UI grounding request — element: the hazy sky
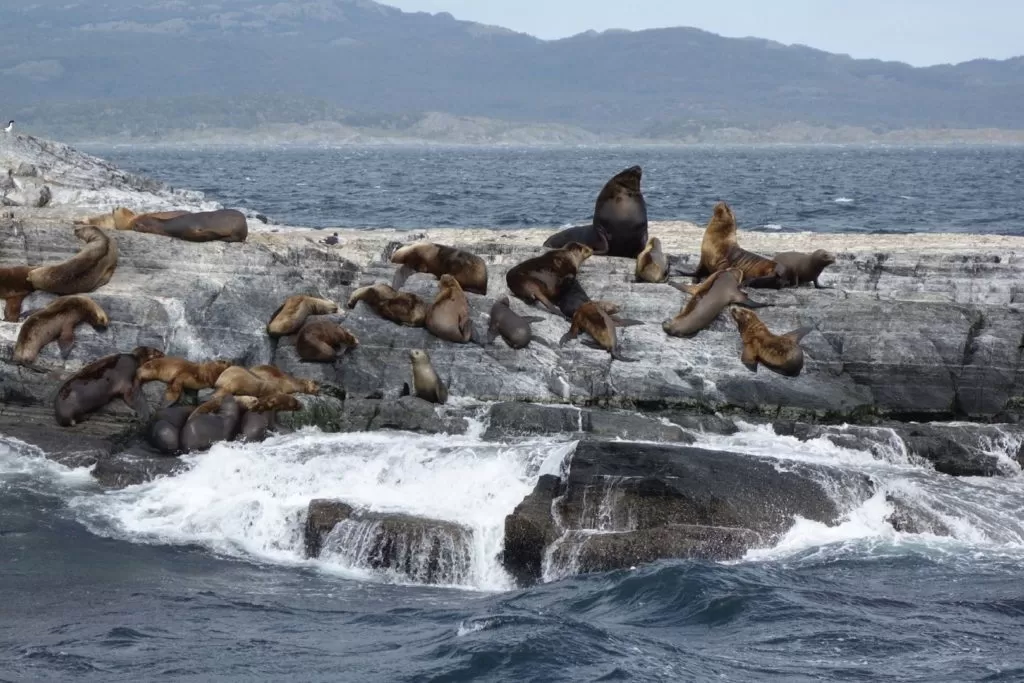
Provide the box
[386,0,1024,67]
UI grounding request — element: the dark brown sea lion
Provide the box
[0,265,34,322]
[53,346,165,427]
[693,202,788,288]
[425,274,477,344]
[506,242,594,317]
[391,242,488,295]
[662,268,769,338]
[136,357,233,405]
[730,307,813,377]
[148,405,194,455]
[635,236,668,283]
[554,278,592,319]
[559,301,641,362]
[544,166,648,258]
[14,295,109,364]
[180,395,244,453]
[27,225,118,295]
[347,283,427,327]
[295,321,359,362]
[401,349,448,404]
[131,209,248,243]
[235,394,302,443]
[266,295,339,337]
[248,364,319,395]
[486,296,547,349]
[774,250,837,289]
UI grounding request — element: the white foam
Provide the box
[761,223,783,231]
[834,197,855,204]
[0,437,94,488]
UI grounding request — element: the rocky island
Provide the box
[1,133,1022,587]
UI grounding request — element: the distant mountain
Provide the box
[2,0,1023,140]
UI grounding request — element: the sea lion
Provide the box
[0,265,34,322]
[204,366,308,403]
[662,268,769,338]
[391,242,488,295]
[730,307,813,377]
[74,208,189,231]
[266,295,339,337]
[235,394,302,443]
[693,202,788,288]
[486,296,547,349]
[347,283,427,327]
[554,278,592,319]
[179,395,244,453]
[506,242,594,317]
[295,321,360,362]
[559,301,641,362]
[27,225,118,295]
[425,274,477,344]
[14,295,109,364]
[248,364,319,395]
[148,405,194,455]
[131,209,248,243]
[402,349,448,404]
[53,346,165,427]
[544,166,648,258]
[136,357,233,405]
[635,236,669,283]
[774,250,837,289]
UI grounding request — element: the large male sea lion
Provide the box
[136,357,233,405]
[0,265,34,322]
[27,225,118,295]
[693,202,788,288]
[486,296,547,349]
[402,349,447,404]
[425,274,477,344]
[295,321,359,362]
[730,307,813,377]
[132,209,248,243]
[662,268,768,338]
[180,395,244,453]
[559,301,641,362]
[774,250,837,289]
[14,295,109,364]
[506,242,594,317]
[544,166,648,258]
[266,295,339,337]
[391,242,488,295]
[635,237,669,283]
[347,283,427,327]
[54,346,165,427]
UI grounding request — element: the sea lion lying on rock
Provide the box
[391,242,488,295]
[544,166,648,258]
[247,365,319,395]
[180,395,244,453]
[75,207,189,231]
[560,301,642,362]
[27,225,118,295]
[267,295,339,337]
[506,242,594,317]
[663,268,768,338]
[774,250,837,289]
[426,274,479,344]
[148,405,195,455]
[53,346,165,426]
[131,209,248,243]
[235,394,302,443]
[487,296,547,349]
[295,321,360,362]
[14,295,109,364]
[136,357,233,405]
[0,265,34,322]
[730,307,813,377]
[347,283,427,327]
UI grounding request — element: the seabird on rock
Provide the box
[321,232,340,246]
[3,121,13,133]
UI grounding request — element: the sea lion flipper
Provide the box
[521,316,546,324]
[391,265,415,291]
[57,323,76,359]
[611,349,639,363]
[783,326,814,343]
[485,325,498,345]
[611,317,644,328]
[580,339,606,351]
[734,292,771,310]
[740,345,759,372]
[558,331,575,347]
[3,294,26,322]
[667,281,698,295]
[532,336,556,349]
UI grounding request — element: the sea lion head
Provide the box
[564,241,594,264]
[730,306,756,327]
[391,242,433,265]
[595,300,621,316]
[409,349,429,364]
[496,295,510,307]
[712,202,733,222]
[724,267,745,285]
[112,207,137,230]
[300,378,319,395]
[73,224,103,242]
[132,346,165,364]
[812,249,837,266]
[90,305,110,328]
[647,237,662,250]
[611,165,643,192]
[438,274,462,291]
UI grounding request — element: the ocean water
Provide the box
[84,144,1024,234]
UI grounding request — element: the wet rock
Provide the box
[91,450,189,489]
[482,402,693,443]
[502,474,562,587]
[304,499,354,559]
[660,411,739,436]
[586,410,693,443]
[885,494,953,537]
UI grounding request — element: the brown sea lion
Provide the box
[136,357,233,405]
[236,394,302,414]
[248,364,319,395]
[774,250,837,289]
[295,321,359,362]
[14,295,109,364]
[730,307,813,377]
[635,236,669,283]
[693,202,788,288]
[74,208,189,231]
[559,301,641,362]
[200,366,299,408]
[391,242,488,295]
[266,295,339,337]
[487,296,547,349]
[0,265,34,322]
[544,166,648,258]
[506,242,594,317]
[235,394,302,443]
[662,268,769,338]
[425,274,478,344]
[131,209,248,243]
[401,349,448,404]
[53,346,165,427]
[180,395,244,453]
[27,225,118,295]
[347,283,427,327]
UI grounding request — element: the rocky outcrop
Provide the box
[482,402,695,443]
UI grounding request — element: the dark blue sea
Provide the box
[3,145,1024,682]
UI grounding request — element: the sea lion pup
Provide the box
[131,209,249,243]
[662,268,769,338]
[559,301,641,362]
[730,307,813,377]
[0,265,34,322]
[544,166,648,258]
[148,405,194,455]
[487,296,548,349]
[295,321,360,362]
[390,242,488,295]
[425,274,479,344]
[773,249,837,289]
[266,295,339,337]
[53,346,165,427]
[346,283,427,327]
[692,202,788,288]
[635,236,669,283]
[248,364,319,395]
[135,357,233,405]
[14,295,109,364]
[27,225,118,295]
[506,242,594,317]
[401,349,448,404]
[179,395,244,453]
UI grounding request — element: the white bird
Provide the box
[3,121,12,133]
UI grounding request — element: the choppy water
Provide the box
[84,145,1024,234]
